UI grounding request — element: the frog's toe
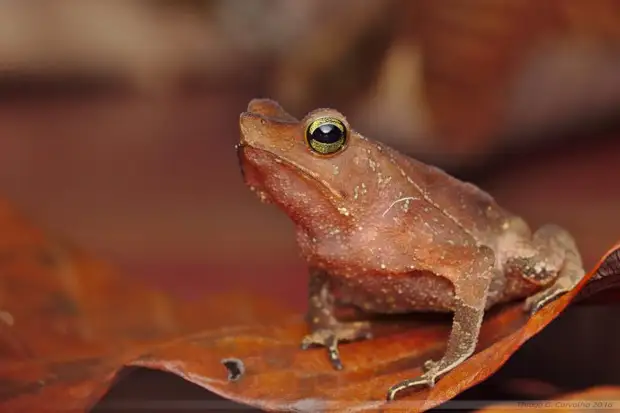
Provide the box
[422,359,439,373]
[300,331,322,349]
[300,330,343,369]
[386,372,437,401]
[524,295,543,315]
[524,285,567,315]
[300,321,373,370]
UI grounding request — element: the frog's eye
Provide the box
[305,117,347,155]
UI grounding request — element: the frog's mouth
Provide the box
[237,144,343,205]
[237,144,276,204]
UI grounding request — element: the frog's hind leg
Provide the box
[387,247,495,400]
[522,224,585,315]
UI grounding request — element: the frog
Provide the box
[236,98,585,401]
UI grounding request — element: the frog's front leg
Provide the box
[387,251,495,400]
[522,224,585,314]
[301,268,373,370]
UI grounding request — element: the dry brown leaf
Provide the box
[125,243,619,412]
[0,197,618,412]
[0,199,285,411]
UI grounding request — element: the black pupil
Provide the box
[311,124,343,144]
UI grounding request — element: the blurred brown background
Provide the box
[1,0,620,406]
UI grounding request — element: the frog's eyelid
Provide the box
[306,117,346,136]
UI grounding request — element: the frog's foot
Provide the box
[386,363,441,401]
[522,224,585,316]
[524,261,583,316]
[422,359,438,373]
[300,321,372,370]
[386,290,491,401]
[524,284,568,315]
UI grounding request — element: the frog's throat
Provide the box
[239,144,344,201]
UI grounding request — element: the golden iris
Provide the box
[306,117,347,155]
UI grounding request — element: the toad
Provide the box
[236,99,584,400]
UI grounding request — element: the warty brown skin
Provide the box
[236,98,585,400]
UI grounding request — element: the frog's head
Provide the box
[238,99,400,241]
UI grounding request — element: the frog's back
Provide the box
[383,144,516,244]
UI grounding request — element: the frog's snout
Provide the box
[238,113,251,145]
[238,112,265,147]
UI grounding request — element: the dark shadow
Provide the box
[91,368,260,413]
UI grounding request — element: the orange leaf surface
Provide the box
[0,199,285,411]
[0,197,619,412]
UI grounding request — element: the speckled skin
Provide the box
[237,99,585,400]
